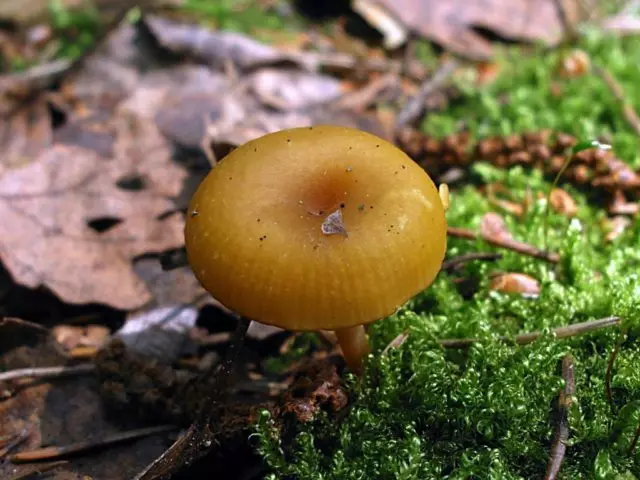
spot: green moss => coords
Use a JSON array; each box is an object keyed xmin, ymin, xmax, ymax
[
  {"xmin": 181, "ymin": 0, "xmax": 304, "ymax": 40},
  {"xmin": 48, "ymin": 0, "xmax": 100, "ymax": 61},
  {"xmin": 424, "ymin": 30, "xmax": 640, "ymax": 169},
  {"xmin": 254, "ymin": 31, "xmax": 640, "ymax": 479}
]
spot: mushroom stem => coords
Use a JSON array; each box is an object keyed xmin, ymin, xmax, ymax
[{"xmin": 334, "ymin": 325, "xmax": 371, "ymax": 375}]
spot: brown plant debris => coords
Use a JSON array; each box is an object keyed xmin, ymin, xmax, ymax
[
  {"xmin": 544, "ymin": 354, "xmax": 576, "ymax": 480},
  {"xmin": 0, "ymin": 143, "xmax": 186, "ymax": 310},
  {"xmin": 441, "ymin": 252, "xmax": 503, "ymax": 272},
  {"xmin": 354, "ymin": 0, "xmax": 591, "ymax": 60},
  {"xmin": 10, "ymin": 425, "xmax": 177, "ymax": 463},
  {"xmin": 447, "ymin": 225, "xmax": 560, "ymax": 264},
  {"xmin": 489, "ymin": 272, "xmax": 541, "ymax": 297},
  {"xmin": 396, "ymin": 128, "xmax": 640, "ymax": 214},
  {"xmin": 549, "ymin": 188, "xmax": 578, "ymax": 217},
  {"xmin": 395, "ymin": 58, "xmax": 460, "ymax": 128},
  {"xmin": 0, "ymin": 363, "xmax": 95, "ymax": 383},
  {"xmin": 278, "ymin": 362, "xmax": 349, "ymax": 423},
  {"xmin": 439, "ymin": 316, "xmax": 620, "ymax": 348}
]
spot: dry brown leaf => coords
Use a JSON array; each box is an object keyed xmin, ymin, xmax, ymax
[
  {"xmin": 248, "ymin": 68, "xmax": 345, "ymax": 110},
  {"xmin": 549, "ymin": 188, "xmax": 578, "ymax": 217},
  {"xmin": 0, "ymin": 142, "xmax": 186, "ymax": 310},
  {"xmin": 480, "ymin": 212, "xmax": 513, "ymax": 242},
  {"xmin": 358, "ymin": 0, "xmax": 588, "ymax": 59},
  {"xmin": 0, "ymin": 97, "xmax": 52, "ymax": 171},
  {"xmin": 557, "ymin": 49, "xmax": 591, "ymax": 78},
  {"xmin": 52, "ymin": 324, "xmax": 110, "ymax": 351},
  {"xmin": 142, "ymin": 15, "xmax": 304, "ymax": 71},
  {"xmin": 205, "ymin": 104, "xmax": 386, "ymax": 149},
  {"xmin": 489, "ymin": 272, "xmax": 540, "ymax": 297},
  {"xmin": 115, "ymin": 305, "xmax": 199, "ymax": 362}
]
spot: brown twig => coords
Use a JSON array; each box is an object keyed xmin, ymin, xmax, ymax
[
  {"xmin": 395, "ymin": 58, "xmax": 460, "ymax": 128},
  {"xmin": 439, "ymin": 316, "xmax": 620, "ymax": 348},
  {"xmin": 0, "ymin": 363, "xmax": 95, "ymax": 383},
  {"xmin": 605, "ymin": 327, "xmax": 628, "ymax": 412},
  {"xmin": 295, "ymin": 51, "xmax": 427, "ymax": 82},
  {"xmin": 10, "ymin": 425, "xmax": 176, "ymax": 463},
  {"xmin": 441, "ymin": 252, "xmax": 503, "ymax": 272},
  {"xmin": 0, "ymin": 428, "xmax": 30, "ymax": 458},
  {"xmin": 198, "ymin": 316, "xmax": 251, "ymax": 428},
  {"xmin": 382, "ymin": 330, "xmax": 410, "ymax": 355},
  {"xmin": 593, "ymin": 65, "xmax": 640, "ymax": 137},
  {"xmin": 8, "ymin": 461, "xmax": 68, "ymax": 480},
  {"xmin": 447, "ymin": 227, "xmax": 561, "ymax": 264},
  {"xmin": 545, "ymin": 354, "xmax": 576, "ymax": 480}
]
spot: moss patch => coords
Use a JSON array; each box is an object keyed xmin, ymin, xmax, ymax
[{"xmin": 254, "ymin": 31, "xmax": 640, "ymax": 480}]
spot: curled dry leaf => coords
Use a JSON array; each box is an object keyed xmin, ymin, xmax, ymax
[
  {"xmin": 355, "ymin": 0, "xmax": 587, "ymax": 59},
  {"xmin": 558, "ymin": 49, "xmax": 591, "ymax": 78},
  {"xmin": 480, "ymin": 212, "xmax": 513, "ymax": 242},
  {"xmin": 489, "ymin": 272, "xmax": 541, "ymax": 298},
  {"xmin": 205, "ymin": 104, "xmax": 386, "ymax": 149},
  {"xmin": 549, "ymin": 188, "xmax": 578, "ymax": 217},
  {"xmin": 0, "ymin": 97, "xmax": 52, "ymax": 170},
  {"xmin": 248, "ymin": 68, "xmax": 345, "ymax": 110},
  {"xmin": 0, "ymin": 143, "xmax": 186, "ymax": 310},
  {"xmin": 142, "ymin": 15, "xmax": 303, "ymax": 71},
  {"xmin": 115, "ymin": 305, "xmax": 199, "ymax": 362},
  {"xmin": 608, "ymin": 190, "xmax": 639, "ymax": 216},
  {"xmin": 52, "ymin": 324, "xmax": 111, "ymax": 351}
]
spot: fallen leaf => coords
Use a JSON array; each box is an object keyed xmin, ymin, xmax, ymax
[
  {"xmin": 480, "ymin": 212, "xmax": 513, "ymax": 242},
  {"xmin": 206, "ymin": 104, "xmax": 386, "ymax": 149},
  {"xmin": 115, "ymin": 305, "xmax": 199, "ymax": 362},
  {"xmin": 489, "ymin": 272, "xmax": 540, "ymax": 297},
  {"xmin": 557, "ymin": 49, "xmax": 591, "ymax": 77},
  {"xmin": 608, "ymin": 190, "xmax": 639, "ymax": 216},
  {"xmin": 248, "ymin": 68, "xmax": 345, "ymax": 110},
  {"xmin": 549, "ymin": 188, "xmax": 578, "ymax": 217},
  {"xmin": 142, "ymin": 15, "xmax": 303, "ymax": 71},
  {"xmin": 52, "ymin": 324, "xmax": 110, "ymax": 351},
  {"xmin": 355, "ymin": 0, "xmax": 589, "ymax": 59},
  {"xmin": 0, "ymin": 143, "xmax": 185, "ymax": 310},
  {"xmin": 133, "ymin": 258, "xmax": 212, "ymax": 309},
  {"xmin": 0, "ymin": 96, "xmax": 52, "ymax": 171}
]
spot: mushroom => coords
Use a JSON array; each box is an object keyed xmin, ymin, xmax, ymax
[{"xmin": 184, "ymin": 125, "xmax": 448, "ymax": 374}]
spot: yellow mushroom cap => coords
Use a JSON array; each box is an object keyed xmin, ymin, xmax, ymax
[{"xmin": 185, "ymin": 125, "xmax": 447, "ymax": 331}]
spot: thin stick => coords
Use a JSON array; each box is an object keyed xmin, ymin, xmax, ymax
[
  {"xmin": 447, "ymin": 227, "xmax": 561, "ymax": 264},
  {"xmin": 0, "ymin": 428, "xmax": 30, "ymax": 458},
  {"xmin": 8, "ymin": 461, "xmax": 68, "ymax": 480},
  {"xmin": 545, "ymin": 354, "xmax": 576, "ymax": 480},
  {"xmin": 382, "ymin": 330, "xmax": 410, "ymax": 355},
  {"xmin": 0, "ymin": 364, "xmax": 95, "ymax": 383},
  {"xmin": 605, "ymin": 328, "xmax": 627, "ymax": 412},
  {"xmin": 439, "ymin": 316, "xmax": 620, "ymax": 348},
  {"xmin": 10, "ymin": 425, "xmax": 176, "ymax": 463},
  {"xmin": 593, "ymin": 65, "xmax": 640, "ymax": 137},
  {"xmin": 395, "ymin": 58, "xmax": 460, "ymax": 128},
  {"xmin": 198, "ymin": 316, "xmax": 251, "ymax": 428},
  {"xmin": 441, "ymin": 252, "xmax": 503, "ymax": 272},
  {"xmin": 293, "ymin": 51, "xmax": 427, "ymax": 82}
]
